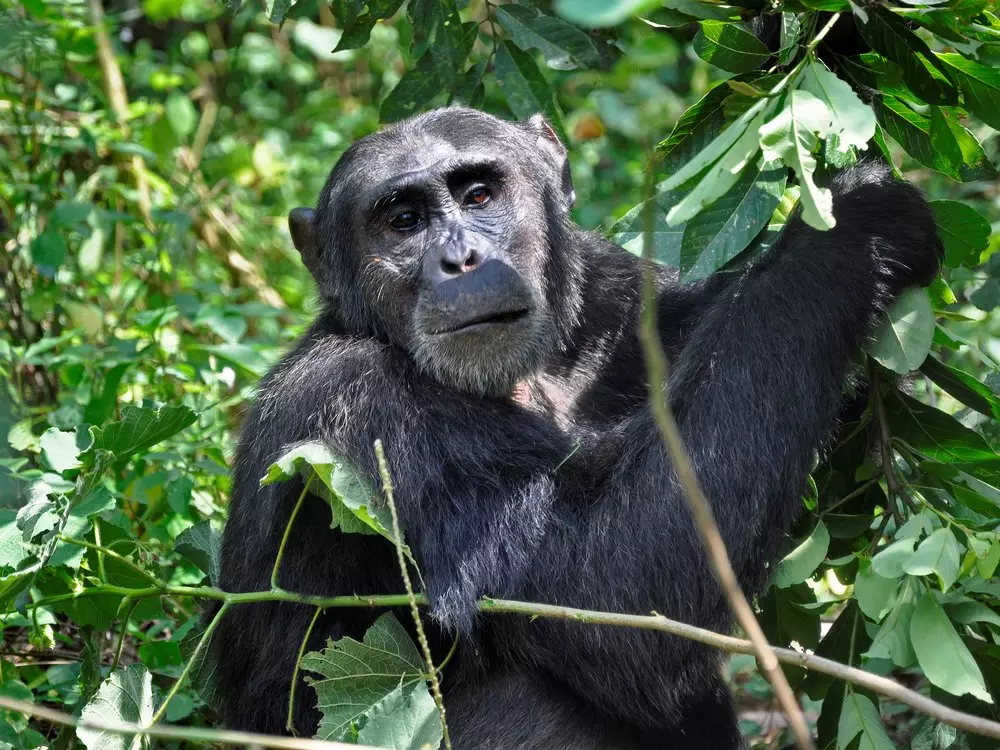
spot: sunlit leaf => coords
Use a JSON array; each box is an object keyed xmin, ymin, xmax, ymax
[
  {"xmin": 910, "ymin": 590, "xmax": 992, "ymax": 702},
  {"xmin": 865, "ymin": 288, "xmax": 934, "ymax": 373}
]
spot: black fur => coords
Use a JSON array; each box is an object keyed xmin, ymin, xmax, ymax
[{"xmin": 215, "ymin": 108, "xmax": 941, "ymax": 748}]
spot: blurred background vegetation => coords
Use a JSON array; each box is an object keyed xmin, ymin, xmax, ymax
[{"xmin": 1, "ymin": 0, "xmax": 999, "ymax": 748}]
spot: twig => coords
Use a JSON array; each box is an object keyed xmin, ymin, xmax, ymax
[
  {"xmin": 22, "ymin": 579, "xmax": 1000, "ymax": 741},
  {"xmin": 636, "ymin": 159, "xmax": 815, "ymax": 750},
  {"xmin": 287, "ymin": 606, "xmax": 323, "ymax": 735},
  {"xmin": 374, "ymin": 440, "xmax": 452, "ymax": 750},
  {"xmin": 58, "ymin": 536, "xmax": 162, "ymax": 586},
  {"xmin": 110, "ymin": 597, "xmax": 139, "ymax": 672},
  {"xmin": 147, "ymin": 601, "xmax": 230, "ymax": 726},
  {"xmin": 867, "ymin": 359, "xmax": 912, "ymax": 522},
  {"xmin": 271, "ymin": 476, "xmax": 313, "ymax": 590},
  {"xmin": 0, "ymin": 694, "xmax": 367, "ymax": 749}
]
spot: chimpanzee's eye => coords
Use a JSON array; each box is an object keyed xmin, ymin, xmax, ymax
[
  {"xmin": 389, "ymin": 210, "xmax": 421, "ymax": 231},
  {"xmin": 463, "ymin": 186, "xmax": 491, "ymax": 207}
]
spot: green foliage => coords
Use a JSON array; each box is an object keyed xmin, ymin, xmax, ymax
[
  {"xmin": 302, "ymin": 612, "xmax": 442, "ymax": 747},
  {"xmin": 2, "ymin": 0, "xmax": 999, "ymax": 748}
]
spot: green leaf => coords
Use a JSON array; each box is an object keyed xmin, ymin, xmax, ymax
[
  {"xmin": 929, "ymin": 200, "xmax": 990, "ymax": 268},
  {"xmin": 262, "ymin": 442, "xmax": 413, "ymax": 560},
  {"xmin": 866, "ymin": 578, "xmax": 918, "ymax": 667},
  {"xmin": 302, "ymin": 612, "xmax": 442, "ymax": 746},
  {"xmin": 165, "ymin": 92, "xmax": 197, "ymax": 139},
  {"xmin": 858, "ymin": 7, "xmax": 957, "ymax": 105},
  {"xmin": 902, "ymin": 528, "xmax": 962, "ymax": 591},
  {"xmin": 82, "ymin": 405, "xmax": 197, "ymax": 466},
  {"xmin": 553, "ymin": 0, "xmax": 657, "ymax": 28},
  {"xmin": 677, "ymin": 162, "xmax": 785, "ymax": 280},
  {"xmin": 910, "ymin": 589, "xmax": 992, "ymax": 702},
  {"xmin": 873, "ymin": 97, "xmax": 960, "ymax": 179},
  {"xmin": 264, "ymin": 0, "xmax": 297, "ymax": 24},
  {"xmin": 495, "ymin": 5, "xmax": 605, "ymax": 70},
  {"xmin": 773, "ymin": 520, "xmax": 830, "ymax": 588},
  {"xmin": 174, "ymin": 521, "xmax": 220, "ymax": 584},
  {"xmin": 78, "ymin": 664, "xmax": 159, "ymax": 750},
  {"xmin": 693, "ymin": 21, "xmax": 770, "ymax": 74},
  {"xmin": 920, "ymin": 357, "xmax": 1000, "ymax": 421},
  {"xmin": 330, "ymin": 0, "xmax": 405, "ymax": 51},
  {"xmin": 865, "ymin": 287, "xmax": 934, "ymax": 373},
  {"xmin": 40, "ymin": 428, "xmax": 82, "ymax": 473},
  {"xmin": 778, "ymin": 13, "xmax": 803, "ymax": 66},
  {"xmin": 935, "ymin": 52, "xmax": 1000, "ymax": 131},
  {"xmin": 885, "ymin": 391, "xmax": 998, "ymax": 464},
  {"xmin": 872, "ymin": 537, "xmax": 917, "ymax": 578},
  {"xmin": 759, "ymin": 89, "xmax": 835, "ymax": 230},
  {"xmin": 31, "ymin": 230, "xmax": 67, "ymax": 275},
  {"xmin": 0, "ymin": 510, "xmax": 26, "ymax": 570},
  {"xmin": 799, "ymin": 59, "xmax": 876, "ymax": 152},
  {"xmin": 380, "ymin": 53, "xmax": 449, "ymax": 122},
  {"xmin": 495, "ymin": 41, "xmax": 565, "ymax": 140},
  {"xmin": 854, "ymin": 563, "xmax": 899, "ymax": 622},
  {"xmin": 657, "ymin": 83, "xmax": 733, "ymax": 171},
  {"xmin": 837, "ymin": 692, "xmax": 895, "ymax": 750}
]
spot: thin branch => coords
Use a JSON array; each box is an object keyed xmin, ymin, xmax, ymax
[
  {"xmin": 147, "ymin": 601, "xmax": 230, "ymax": 726},
  {"xmin": 58, "ymin": 536, "xmax": 162, "ymax": 586},
  {"xmin": 22, "ymin": 582, "xmax": 1000, "ymax": 741},
  {"xmin": 110, "ymin": 597, "xmax": 139, "ymax": 673},
  {"xmin": 636, "ymin": 159, "xmax": 815, "ymax": 750},
  {"xmin": 287, "ymin": 606, "xmax": 323, "ymax": 735},
  {"xmin": 868, "ymin": 359, "xmax": 914, "ymax": 521},
  {"xmin": 271, "ymin": 476, "xmax": 313, "ymax": 591},
  {"xmin": 0, "ymin": 694, "xmax": 368, "ymax": 749},
  {"xmin": 375, "ymin": 440, "xmax": 452, "ymax": 750}
]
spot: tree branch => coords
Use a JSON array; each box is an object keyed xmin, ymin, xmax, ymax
[{"xmin": 636, "ymin": 159, "xmax": 815, "ymax": 750}]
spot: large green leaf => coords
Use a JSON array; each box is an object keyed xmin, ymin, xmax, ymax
[
  {"xmin": 174, "ymin": 521, "xmax": 221, "ymax": 584},
  {"xmin": 494, "ymin": 41, "xmax": 565, "ymax": 140},
  {"xmin": 929, "ymin": 199, "xmax": 991, "ymax": 268},
  {"xmin": 677, "ymin": 162, "xmax": 785, "ymax": 280},
  {"xmin": 865, "ymin": 287, "xmax": 934, "ymax": 373},
  {"xmin": 773, "ymin": 520, "xmax": 830, "ymax": 588},
  {"xmin": 872, "ymin": 97, "xmax": 971, "ymax": 181},
  {"xmin": 798, "ymin": 58, "xmax": 876, "ymax": 152},
  {"xmin": 78, "ymin": 664, "xmax": 158, "ymax": 750},
  {"xmin": 910, "ymin": 590, "xmax": 992, "ymax": 702},
  {"xmin": 302, "ymin": 612, "xmax": 442, "ymax": 747},
  {"xmin": 901, "ymin": 527, "xmax": 962, "ymax": 591},
  {"xmin": 934, "ymin": 52, "xmax": 1000, "ymax": 131},
  {"xmin": 837, "ymin": 692, "xmax": 895, "ymax": 750},
  {"xmin": 262, "ymin": 441, "xmax": 415, "ymax": 562},
  {"xmin": 381, "ymin": 53, "xmax": 449, "ymax": 122},
  {"xmin": 657, "ymin": 83, "xmax": 732, "ymax": 170},
  {"xmin": 693, "ymin": 21, "xmax": 770, "ymax": 74},
  {"xmin": 858, "ymin": 7, "xmax": 957, "ymax": 105},
  {"xmin": 553, "ymin": 0, "xmax": 658, "ymax": 28},
  {"xmin": 495, "ymin": 5, "xmax": 605, "ymax": 70},
  {"xmin": 920, "ymin": 357, "xmax": 1000, "ymax": 421},
  {"xmin": 759, "ymin": 90, "xmax": 835, "ymax": 230},
  {"xmin": 82, "ymin": 405, "xmax": 197, "ymax": 465},
  {"xmin": 886, "ymin": 391, "xmax": 998, "ymax": 464}
]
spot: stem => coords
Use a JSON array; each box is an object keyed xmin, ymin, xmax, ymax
[
  {"xmin": 271, "ymin": 476, "xmax": 313, "ymax": 591},
  {"xmin": 147, "ymin": 601, "xmax": 230, "ymax": 726},
  {"xmin": 18, "ymin": 584, "xmax": 1000, "ymax": 742},
  {"xmin": 286, "ymin": 606, "xmax": 323, "ymax": 735},
  {"xmin": 637, "ymin": 157, "xmax": 815, "ymax": 750},
  {"xmin": 0, "ymin": 694, "xmax": 363, "ymax": 749},
  {"xmin": 375, "ymin": 440, "xmax": 452, "ymax": 750},
  {"xmin": 110, "ymin": 598, "xmax": 139, "ymax": 672},
  {"xmin": 58, "ymin": 536, "xmax": 162, "ymax": 586},
  {"xmin": 868, "ymin": 359, "xmax": 907, "ymax": 524},
  {"xmin": 93, "ymin": 523, "xmax": 106, "ymax": 583}
]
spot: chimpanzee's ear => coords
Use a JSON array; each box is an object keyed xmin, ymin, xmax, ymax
[
  {"xmin": 523, "ymin": 114, "xmax": 575, "ymax": 210},
  {"xmin": 288, "ymin": 207, "xmax": 320, "ymax": 275}
]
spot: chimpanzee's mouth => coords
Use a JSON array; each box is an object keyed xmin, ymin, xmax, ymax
[{"xmin": 437, "ymin": 308, "xmax": 531, "ymax": 334}]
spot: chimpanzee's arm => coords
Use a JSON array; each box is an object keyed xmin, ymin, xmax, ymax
[{"xmin": 508, "ymin": 162, "xmax": 942, "ymax": 727}]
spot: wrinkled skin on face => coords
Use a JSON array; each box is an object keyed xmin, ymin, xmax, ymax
[{"xmin": 288, "ymin": 108, "xmax": 581, "ymax": 397}]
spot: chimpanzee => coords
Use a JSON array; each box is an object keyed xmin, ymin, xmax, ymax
[{"xmin": 215, "ymin": 107, "xmax": 941, "ymax": 748}]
